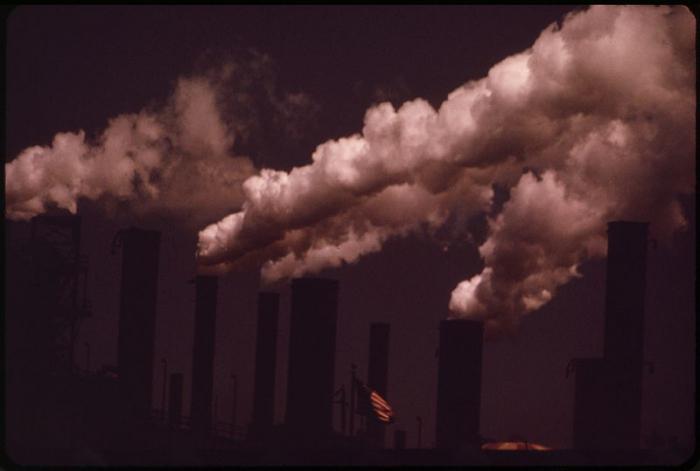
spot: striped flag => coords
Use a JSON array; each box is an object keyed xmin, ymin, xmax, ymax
[{"xmin": 354, "ymin": 378, "xmax": 395, "ymax": 424}]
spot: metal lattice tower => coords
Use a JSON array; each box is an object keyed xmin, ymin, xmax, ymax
[{"xmin": 29, "ymin": 214, "xmax": 91, "ymax": 377}]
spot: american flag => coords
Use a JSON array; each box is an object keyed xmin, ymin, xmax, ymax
[{"xmin": 354, "ymin": 378, "xmax": 395, "ymax": 424}]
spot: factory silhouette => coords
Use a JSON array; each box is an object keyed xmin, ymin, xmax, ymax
[{"xmin": 3, "ymin": 216, "xmax": 687, "ymax": 465}]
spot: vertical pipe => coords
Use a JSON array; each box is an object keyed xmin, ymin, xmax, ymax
[
  {"xmin": 84, "ymin": 342, "xmax": 90, "ymax": 373},
  {"xmin": 349, "ymin": 364, "xmax": 357, "ymax": 437},
  {"xmin": 416, "ymin": 416, "xmax": 422, "ymax": 448},
  {"xmin": 231, "ymin": 374, "xmax": 238, "ymax": 439},
  {"xmin": 161, "ymin": 358, "xmax": 168, "ymax": 421},
  {"xmin": 340, "ymin": 386, "xmax": 347, "ymax": 436}
]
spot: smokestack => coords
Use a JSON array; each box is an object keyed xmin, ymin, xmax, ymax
[
  {"xmin": 603, "ymin": 221, "xmax": 648, "ymax": 366},
  {"xmin": 435, "ymin": 319, "xmax": 483, "ymax": 450},
  {"xmin": 366, "ymin": 322, "xmax": 390, "ymax": 449},
  {"xmin": 572, "ymin": 220, "xmax": 648, "ymax": 450},
  {"xmin": 117, "ymin": 227, "xmax": 160, "ymax": 420},
  {"xmin": 571, "ymin": 358, "xmax": 611, "ymax": 449},
  {"xmin": 168, "ymin": 373, "xmax": 184, "ymax": 428},
  {"xmin": 603, "ymin": 221, "xmax": 648, "ymax": 450},
  {"xmin": 285, "ymin": 277, "xmax": 339, "ymax": 437},
  {"xmin": 250, "ymin": 292, "xmax": 280, "ymax": 438},
  {"xmin": 190, "ymin": 275, "xmax": 218, "ymax": 438}
]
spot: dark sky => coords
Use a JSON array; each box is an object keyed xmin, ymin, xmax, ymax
[{"xmin": 5, "ymin": 5, "xmax": 695, "ymax": 449}]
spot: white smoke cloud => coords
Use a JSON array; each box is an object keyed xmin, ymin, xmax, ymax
[
  {"xmin": 196, "ymin": 5, "xmax": 694, "ymax": 329},
  {"xmin": 6, "ymin": 71, "xmax": 255, "ymax": 227}
]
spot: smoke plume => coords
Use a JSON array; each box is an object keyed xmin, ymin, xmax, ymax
[
  {"xmin": 196, "ymin": 5, "xmax": 695, "ymax": 328},
  {"xmin": 5, "ymin": 69, "xmax": 257, "ymax": 227}
]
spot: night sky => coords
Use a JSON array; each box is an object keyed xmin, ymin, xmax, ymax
[{"xmin": 5, "ymin": 5, "xmax": 695, "ymax": 450}]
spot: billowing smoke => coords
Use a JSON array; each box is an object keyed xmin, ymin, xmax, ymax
[
  {"xmin": 5, "ymin": 69, "xmax": 256, "ymax": 227},
  {"xmin": 196, "ymin": 5, "xmax": 695, "ymax": 329}
]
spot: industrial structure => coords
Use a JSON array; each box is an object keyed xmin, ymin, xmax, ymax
[
  {"xmin": 284, "ymin": 277, "xmax": 340, "ymax": 439},
  {"xmin": 435, "ymin": 318, "xmax": 484, "ymax": 450},
  {"xmin": 249, "ymin": 292, "xmax": 280, "ymax": 439},
  {"xmin": 190, "ymin": 275, "xmax": 219, "ymax": 439},
  {"xmin": 5, "ymin": 216, "xmax": 682, "ymax": 465},
  {"xmin": 115, "ymin": 227, "xmax": 161, "ymax": 421},
  {"xmin": 570, "ymin": 221, "xmax": 650, "ymax": 450}
]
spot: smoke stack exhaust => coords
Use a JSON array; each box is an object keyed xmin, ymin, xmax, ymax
[
  {"xmin": 366, "ymin": 322, "xmax": 390, "ymax": 449},
  {"xmin": 435, "ymin": 319, "xmax": 483, "ymax": 449},
  {"xmin": 117, "ymin": 227, "xmax": 160, "ymax": 420},
  {"xmin": 285, "ymin": 278, "xmax": 339, "ymax": 438},
  {"xmin": 190, "ymin": 275, "xmax": 218, "ymax": 438},
  {"xmin": 250, "ymin": 292, "xmax": 280, "ymax": 438}
]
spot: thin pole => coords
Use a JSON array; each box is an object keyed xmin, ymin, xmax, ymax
[
  {"xmin": 84, "ymin": 342, "xmax": 90, "ymax": 373},
  {"xmin": 350, "ymin": 364, "xmax": 357, "ymax": 437},
  {"xmin": 340, "ymin": 386, "xmax": 347, "ymax": 436},
  {"xmin": 214, "ymin": 395, "xmax": 218, "ymax": 437},
  {"xmin": 416, "ymin": 416, "xmax": 423, "ymax": 448},
  {"xmin": 231, "ymin": 374, "xmax": 238, "ymax": 440},
  {"xmin": 161, "ymin": 358, "xmax": 167, "ymax": 422}
]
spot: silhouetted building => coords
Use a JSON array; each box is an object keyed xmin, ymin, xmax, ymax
[
  {"xmin": 250, "ymin": 292, "xmax": 280, "ymax": 438},
  {"xmin": 169, "ymin": 373, "xmax": 184, "ymax": 428},
  {"xmin": 285, "ymin": 278, "xmax": 339, "ymax": 438},
  {"xmin": 190, "ymin": 276, "xmax": 219, "ymax": 438},
  {"xmin": 116, "ymin": 227, "xmax": 161, "ymax": 420},
  {"xmin": 572, "ymin": 221, "xmax": 649, "ymax": 450},
  {"xmin": 366, "ymin": 322, "xmax": 390, "ymax": 448},
  {"xmin": 435, "ymin": 319, "xmax": 484, "ymax": 450}
]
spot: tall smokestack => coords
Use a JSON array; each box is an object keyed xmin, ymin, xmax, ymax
[
  {"xmin": 603, "ymin": 221, "xmax": 648, "ymax": 450},
  {"xmin": 603, "ymin": 221, "xmax": 648, "ymax": 366},
  {"xmin": 117, "ymin": 227, "xmax": 160, "ymax": 420},
  {"xmin": 572, "ymin": 220, "xmax": 648, "ymax": 450},
  {"xmin": 250, "ymin": 292, "xmax": 280, "ymax": 438},
  {"xmin": 285, "ymin": 278, "xmax": 339, "ymax": 437},
  {"xmin": 571, "ymin": 358, "xmax": 611, "ymax": 450},
  {"xmin": 366, "ymin": 322, "xmax": 390, "ymax": 449},
  {"xmin": 168, "ymin": 373, "xmax": 184, "ymax": 428},
  {"xmin": 435, "ymin": 319, "xmax": 483, "ymax": 450},
  {"xmin": 190, "ymin": 275, "xmax": 218, "ymax": 438}
]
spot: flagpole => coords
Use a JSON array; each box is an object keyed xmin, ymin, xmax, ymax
[
  {"xmin": 340, "ymin": 385, "xmax": 347, "ymax": 436},
  {"xmin": 350, "ymin": 363, "xmax": 357, "ymax": 437}
]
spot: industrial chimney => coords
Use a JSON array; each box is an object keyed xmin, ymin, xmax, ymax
[
  {"xmin": 572, "ymin": 221, "xmax": 648, "ymax": 450},
  {"xmin": 366, "ymin": 322, "xmax": 390, "ymax": 449},
  {"xmin": 190, "ymin": 275, "xmax": 218, "ymax": 438},
  {"xmin": 603, "ymin": 221, "xmax": 648, "ymax": 366},
  {"xmin": 603, "ymin": 221, "xmax": 648, "ymax": 449},
  {"xmin": 435, "ymin": 319, "xmax": 484, "ymax": 450},
  {"xmin": 117, "ymin": 227, "xmax": 160, "ymax": 421},
  {"xmin": 250, "ymin": 292, "xmax": 280, "ymax": 438},
  {"xmin": 285, "ymin": 277, "xmax": 339, "ymax": 438}
]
